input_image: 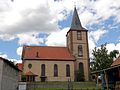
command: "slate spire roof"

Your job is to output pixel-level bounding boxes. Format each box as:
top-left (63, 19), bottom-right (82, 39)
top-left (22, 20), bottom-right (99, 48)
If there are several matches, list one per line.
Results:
top-left (70, 7), bottom-right (83, 30)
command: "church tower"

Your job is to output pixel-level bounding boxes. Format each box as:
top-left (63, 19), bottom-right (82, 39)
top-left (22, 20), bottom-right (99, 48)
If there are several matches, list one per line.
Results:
top-left (66, 7), bottom-right (89, 81)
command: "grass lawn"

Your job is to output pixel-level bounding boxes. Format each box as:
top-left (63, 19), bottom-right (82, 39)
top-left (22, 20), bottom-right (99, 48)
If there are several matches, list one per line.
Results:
top-left (30, 87), bottom-right (101, 90)
top-left (30, 81), bottom-right (96, 84)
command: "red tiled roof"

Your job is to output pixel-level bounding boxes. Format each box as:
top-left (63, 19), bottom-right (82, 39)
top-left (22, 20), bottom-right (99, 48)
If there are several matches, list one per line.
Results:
top-left (16, 63), bottom-right (23, 71)
top-left (22, 46), bottom-right (75, 61)
top-left (25, 71), bottom-right (37, 76)
top-left (111, 56), bottom-right (120, 67)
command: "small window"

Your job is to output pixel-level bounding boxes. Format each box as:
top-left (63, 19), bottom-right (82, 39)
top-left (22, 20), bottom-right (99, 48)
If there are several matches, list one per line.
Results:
top-left (78, 45), bottom-right (83, 57)
top-left (54, 64), bottom-right (58, 77)
top-left (28, 64), bottom-right (32, 69)
top-left (77, 31), bottom-right (82, 40)
top-left (66, 64), bottom-right (70, 77)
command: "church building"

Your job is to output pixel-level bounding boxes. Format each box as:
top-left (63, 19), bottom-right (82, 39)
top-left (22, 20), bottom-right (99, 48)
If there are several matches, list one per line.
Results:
top-left (21, 7), bottom-right (90, 82)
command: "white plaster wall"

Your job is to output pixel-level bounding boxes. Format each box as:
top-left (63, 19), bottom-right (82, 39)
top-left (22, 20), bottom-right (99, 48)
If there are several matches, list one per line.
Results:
top-left (1, 61), bottom-right (19, 90)
top-left (23, 60), bottom-right (75, 81)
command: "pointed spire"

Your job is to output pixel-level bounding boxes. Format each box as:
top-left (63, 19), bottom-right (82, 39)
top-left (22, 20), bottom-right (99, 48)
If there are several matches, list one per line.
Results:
top-left (70, 7), bottom-right (83, 30)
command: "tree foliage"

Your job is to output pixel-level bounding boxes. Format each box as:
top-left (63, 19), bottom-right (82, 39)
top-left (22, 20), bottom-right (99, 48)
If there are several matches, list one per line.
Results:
top-left (76, 70), bottom-right (84, 81)
top-left (91, 44), bottom-right (119, 71)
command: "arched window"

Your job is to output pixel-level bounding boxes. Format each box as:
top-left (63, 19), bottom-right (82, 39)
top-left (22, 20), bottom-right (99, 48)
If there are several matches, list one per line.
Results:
top-left (66, 64), bottom-right (70, 77)
top-left (54, 64), bottom-right (58, 77)
top-left (78, 62), bottom-right (84, 81)
top-left (79, 62), bottom-right (84, 73)
top-left (41, 64), bottom-right (45, 76)
top-left (78, 45), bottom-right (83, 57)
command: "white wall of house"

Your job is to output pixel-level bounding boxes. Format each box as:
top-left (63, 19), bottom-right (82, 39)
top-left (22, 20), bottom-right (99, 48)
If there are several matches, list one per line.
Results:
top-left (1, 61), bottom-right (19, 90)
top-left (0, 58), bottom-right (19, 90)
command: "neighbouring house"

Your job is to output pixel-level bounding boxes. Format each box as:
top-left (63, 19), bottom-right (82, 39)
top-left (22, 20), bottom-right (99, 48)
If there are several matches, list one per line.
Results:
top-left (16, 63), bottom-right (23, 81)
top-left (21, 7), bottom-right (90, 82)
top-left (92, 56), bottom-right (120, 90)
top-left (0, 57), bottom-right (20, 90)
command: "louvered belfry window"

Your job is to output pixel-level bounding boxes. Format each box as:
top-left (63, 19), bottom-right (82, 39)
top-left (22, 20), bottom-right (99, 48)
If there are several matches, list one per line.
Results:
top-left (78, 45), bottom-right (83, 57)
top-left (77, 31), bottom-right (82, 40)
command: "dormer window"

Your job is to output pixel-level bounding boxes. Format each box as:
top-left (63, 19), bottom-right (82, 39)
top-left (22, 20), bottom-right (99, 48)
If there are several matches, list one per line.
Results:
top-left (36, 52), bottom-right (39, 57)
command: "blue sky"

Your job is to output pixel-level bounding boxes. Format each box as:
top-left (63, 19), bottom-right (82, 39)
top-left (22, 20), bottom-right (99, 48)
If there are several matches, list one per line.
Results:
top-left (0, 0), bottom-right (120, 63)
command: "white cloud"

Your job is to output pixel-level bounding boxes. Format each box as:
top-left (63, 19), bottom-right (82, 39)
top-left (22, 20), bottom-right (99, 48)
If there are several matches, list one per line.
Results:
top-left (88, 36), bottom-right (96, 58)
top-left (0, 52), bottom-right (8, 58)
top-left (0, 0), bottom-right (120, 42)
top-left (46, 27), bottom-right (69, 46)
top-left (0, 0), bottom-right (59, 35)
top-left (89, 29), bottom-right (107, 43)
top-left (17, 33), bottom-right (44, 45)
top-left (106, 43), bottom-right (120, 53)
top-left (0, 34), bottom-right (15, 41)
top-left (91, 0), bottom-right (120, 22)
top-left (88, 29), bottom-right (108, 58)
top-left (80, 10), bottom-right (95, 27)
top-left (0, 52), bottom-right (22, 64)
top-left (16, 47), bottom-right (23, 56)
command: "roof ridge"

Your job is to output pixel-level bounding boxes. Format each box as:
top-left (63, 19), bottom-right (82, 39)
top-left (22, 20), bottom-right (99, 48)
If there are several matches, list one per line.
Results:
top-left (22, 45), bottom-right (75, 61)
top-left (25, 45), bottom-right (67, 48)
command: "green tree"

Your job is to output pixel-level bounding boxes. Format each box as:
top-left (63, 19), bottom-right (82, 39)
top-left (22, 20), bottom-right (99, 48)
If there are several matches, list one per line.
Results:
top-left (91, 44), bottom-right (119, 71)
top-left (76, 70), bottom-right (84, 81)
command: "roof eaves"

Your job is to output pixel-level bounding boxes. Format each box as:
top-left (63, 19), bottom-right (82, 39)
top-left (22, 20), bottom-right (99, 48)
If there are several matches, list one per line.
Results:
top-left (23, 58), bottom-right (75, 61)
top-left (91, 64), bottom-right (120, 74)
top-left (0, 57), bottom-right (20, 71)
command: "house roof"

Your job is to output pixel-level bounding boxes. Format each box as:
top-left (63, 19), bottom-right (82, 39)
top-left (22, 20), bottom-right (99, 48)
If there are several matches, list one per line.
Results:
top-left (111, 56), bottom-right (120, 67)
top-left (0, 57), bottom-right (20, 71)
top-left (22, 46), bottom-right (75, 61)
top-left (91, 56), bottom-right (120, 74)
top-left (16, 63), bottom-right (23, 71)
top-left (25, 71), bottom-right (38, 76)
